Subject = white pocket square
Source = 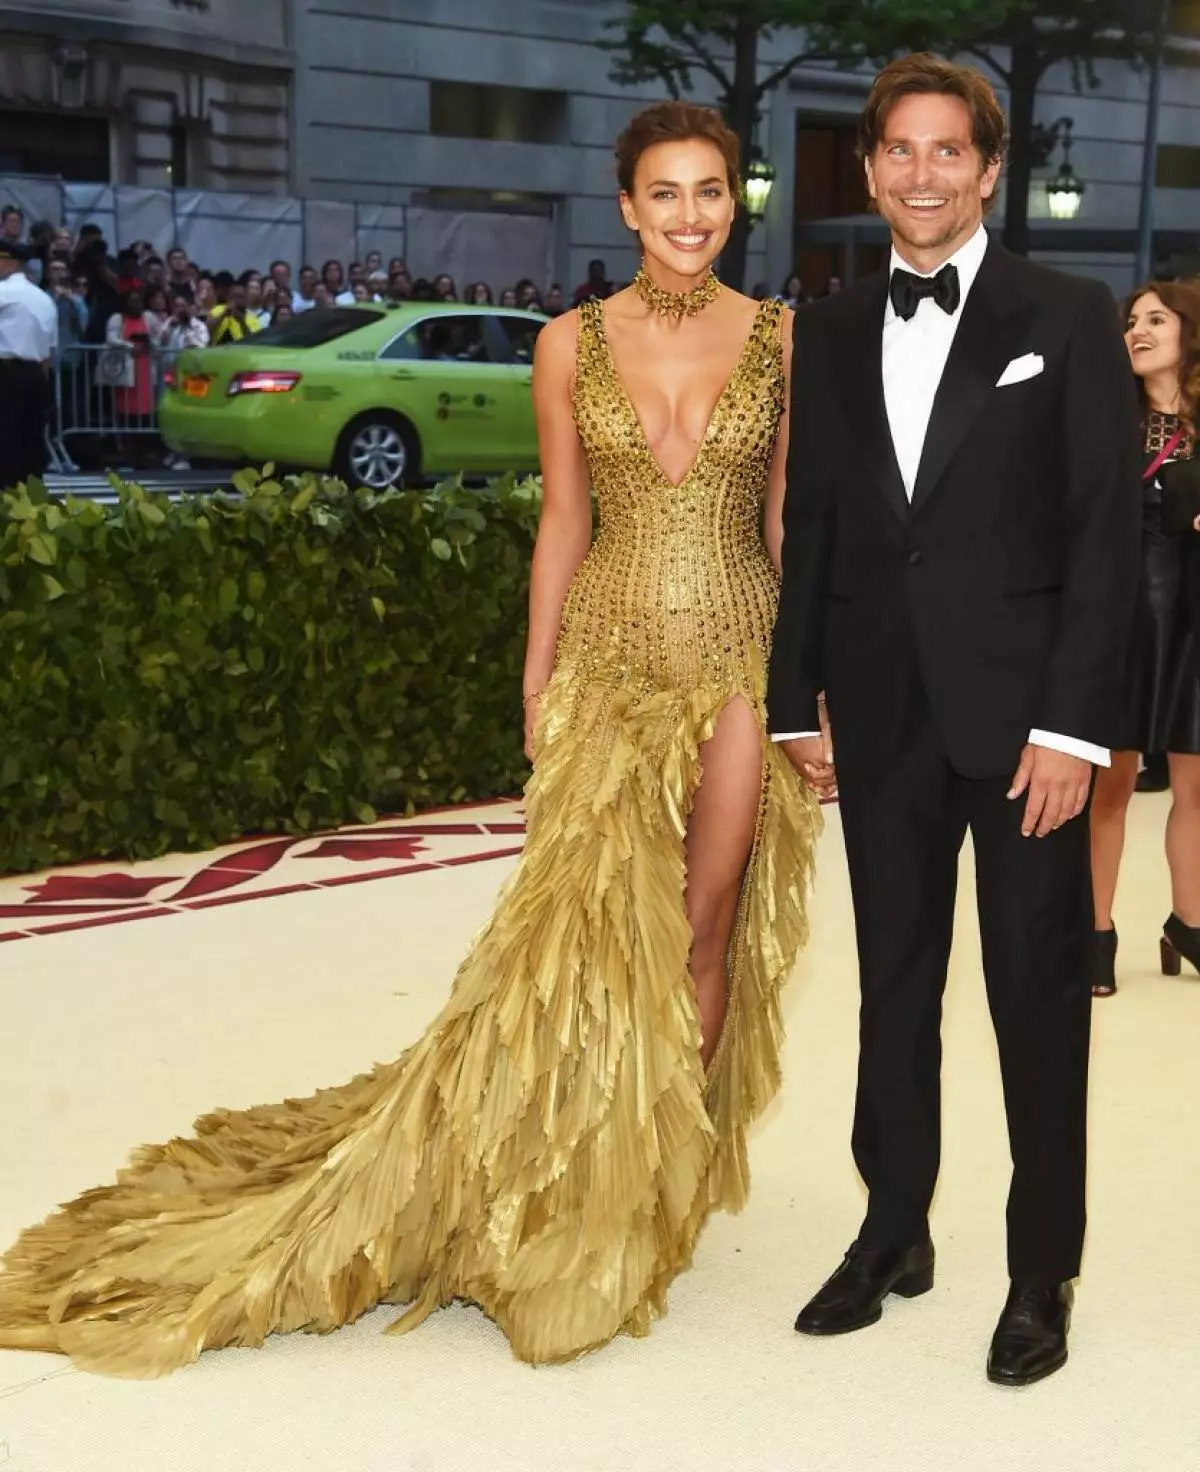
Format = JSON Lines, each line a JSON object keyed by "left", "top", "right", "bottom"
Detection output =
{"left": 996, "top": 352, "right": 1044, "bottom": 387}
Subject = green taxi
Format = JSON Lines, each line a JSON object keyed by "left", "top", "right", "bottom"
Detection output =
{"left": 159, "top": 303, "right": 548, "bottom": 488}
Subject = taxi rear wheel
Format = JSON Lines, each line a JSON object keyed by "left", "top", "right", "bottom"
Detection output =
{"left": 334, "top": 412, "right": 420, "bottom": 490}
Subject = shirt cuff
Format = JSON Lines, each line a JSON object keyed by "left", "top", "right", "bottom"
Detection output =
{"left": 770, "top": 732, "right": 820, "bottom": 743}
{"left": 1028, "top": 729, "right": 1110, "bottom": 768}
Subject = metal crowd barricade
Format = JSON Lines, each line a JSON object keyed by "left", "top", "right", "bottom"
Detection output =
{"left": 48, "top": 342, "right": 174, "bottom": 473}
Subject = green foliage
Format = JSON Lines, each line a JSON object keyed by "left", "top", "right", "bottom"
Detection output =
{"left": 825, "top": 1, "right": 1160, "bottom": 83}
{"left": 0, "top": 469, "right": 542, "bottom": 875}
{"left": 604, "top": 2, "right": 851, "bottom": 105}
{"left": 607, "top": 0, "right": 1155, "bottom": 97}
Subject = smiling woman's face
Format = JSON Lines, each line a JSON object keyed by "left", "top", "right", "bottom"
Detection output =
{"left": 1125, "top": 292, "right": 1183, "bottom": 380}
{"left": 619, "top": 137, "right": 736, "bottom": 282}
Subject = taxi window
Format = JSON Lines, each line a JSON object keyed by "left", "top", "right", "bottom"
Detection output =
{"left": 251, "top": 308, "right": 382, "bottom": 347}
{"left": 381, "top": 315, "right": 490, "bottom": 363}
{"left": 496, "top": 314, "right": 545, "bottom": 365}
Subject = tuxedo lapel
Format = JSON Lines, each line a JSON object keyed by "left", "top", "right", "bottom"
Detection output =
{"left": 833, "top": 270, "right": 910, "bottom": 525}
{"left": 909, "top": 244, "right": 1034, "bottom": 519}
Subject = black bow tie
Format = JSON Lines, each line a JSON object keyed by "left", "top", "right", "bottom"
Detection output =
{"left": 889, "top": 263, "right": 961, "bottom": 322}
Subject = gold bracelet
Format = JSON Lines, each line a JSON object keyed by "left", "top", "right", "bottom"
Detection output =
{"left": 522, "top": 690, "right": 544, "bottom": 707}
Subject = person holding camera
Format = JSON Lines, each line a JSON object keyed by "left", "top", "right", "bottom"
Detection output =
{"left": 160, "top": 292, "right": 209, "bottom": 351}
{"left": 208, "top": 279, "right": 261, "bottom": 345}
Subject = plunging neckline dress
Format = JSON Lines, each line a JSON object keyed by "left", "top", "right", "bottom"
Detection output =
{"left": 0, "top": 296, "right": 820, "bottom": 1377}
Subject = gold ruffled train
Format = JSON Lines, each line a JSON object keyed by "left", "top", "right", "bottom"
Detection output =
{"left": 0, "top": 294, "right": 820, "bottom": 1376}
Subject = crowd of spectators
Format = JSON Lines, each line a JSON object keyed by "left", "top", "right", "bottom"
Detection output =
{"left": 1, "top": 206, "right": 843, "bottom": 359}
{"left": 0, "top": 204, "right": 576, "bottom": 363}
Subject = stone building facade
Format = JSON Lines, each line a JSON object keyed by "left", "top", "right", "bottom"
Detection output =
{"left": 1, "top": 0, "right": 1198, "bottom": 294}
{"left": 0, "top": 0, "right": 292, "bottom": 194}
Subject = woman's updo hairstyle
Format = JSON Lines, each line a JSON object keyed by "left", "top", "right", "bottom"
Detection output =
{"left": 615, "top": 101, "right": 742, "bottom": 205}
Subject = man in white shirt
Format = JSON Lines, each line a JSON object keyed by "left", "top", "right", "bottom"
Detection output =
{"left": 291, "top": 264, "right": 319, "bottom": 313}
{"left": 0, "top": 240, "right": 59, "bottom": 490}
{"left": 769, "top": 55, "right": 1141, "bottom": 1387}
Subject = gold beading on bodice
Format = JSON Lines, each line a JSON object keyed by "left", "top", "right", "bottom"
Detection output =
{"left": 559, "top": 296, "right": 786, "bottom": 695}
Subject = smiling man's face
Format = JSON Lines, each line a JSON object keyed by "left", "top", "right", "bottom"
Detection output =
{"left": 865, "top": 91, "right": 1001, "bottom": 271}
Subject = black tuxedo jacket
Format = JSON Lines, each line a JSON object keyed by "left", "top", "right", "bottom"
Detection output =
{"left": 767, "top": 241, "right": 1143, "bottom": 779}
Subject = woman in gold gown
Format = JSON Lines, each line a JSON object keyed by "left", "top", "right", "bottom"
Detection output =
{"left": 0, "top": 102, "right": 824, "bottom": 1378}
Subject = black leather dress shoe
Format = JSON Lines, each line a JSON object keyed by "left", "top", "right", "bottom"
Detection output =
{"left": 795, "top": 1238, "right": 935, "bottom": 1336}
{"left": 987, "top": 1282, "right": 1073, "bottom": 1386}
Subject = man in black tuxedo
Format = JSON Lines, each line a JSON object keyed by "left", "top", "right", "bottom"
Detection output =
{"left": 768, "top": 54, "right": 1141, "bottom": 1386}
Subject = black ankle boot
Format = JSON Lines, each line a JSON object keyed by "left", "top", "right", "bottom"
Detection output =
{"left": 1091, "top": 928, "right": 1118, "bottom": 997}
{"left": 1161, "top": 915, "right": 1200, "bottom": 977}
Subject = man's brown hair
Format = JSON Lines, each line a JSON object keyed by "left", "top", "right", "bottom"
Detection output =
{"left": 1122, "top": 279, "right": 1200, "bottom": 440}
{"left": 615, "top": 101, "right": 742, "bottom": 203}
{"left": 858, "top": 53, "right": 1009, "bottom": 213}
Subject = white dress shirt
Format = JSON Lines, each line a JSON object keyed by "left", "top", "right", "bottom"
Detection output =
{"left": 0, "top": 272, "right": 58, "bottom": 361}
{"left": 773, "top": 223, "right": 1109, "bottom": 768}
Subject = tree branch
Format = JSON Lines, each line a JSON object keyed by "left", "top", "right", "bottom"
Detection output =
{"left": 674, "top": 26, "right": 734, "bottom": 93}
{"left": 964, "top": 44, "right": 1012, "bottom": 85}
{"left": 755, "top": 44, "right": 834, "bottom": 99}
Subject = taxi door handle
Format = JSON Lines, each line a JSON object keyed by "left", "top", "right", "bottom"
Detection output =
{"left": 390, "top": 369, "right": 415, "bottom": 381}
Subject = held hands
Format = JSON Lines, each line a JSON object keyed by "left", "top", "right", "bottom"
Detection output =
{"left": 779, "top": 698, "right": 837, "bottom": 800}
{"left": 1007, "top": 744, "right": 1092, "bottom": 838}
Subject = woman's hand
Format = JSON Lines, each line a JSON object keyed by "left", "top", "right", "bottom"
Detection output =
{"left": 1193, "top": 512, "right": 1200, "bottom": 533}
{"left": 523, "top": 692, "right": 542, "bottom": 763}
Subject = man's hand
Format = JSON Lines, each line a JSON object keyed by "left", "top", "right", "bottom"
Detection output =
{"left": 1007, "top": 744, "right": 1092, "bottom": 838}
{"left": 779, "top": 730, "right": 836, "bottom": 800}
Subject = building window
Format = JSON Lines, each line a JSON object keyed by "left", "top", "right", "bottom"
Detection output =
{"left": 169, "top": 121, "right": 190, "bottom": 188}
{"left": 429, "top": 82, "right": 567, "bottom": 146}
{"left": 1156, "top": 143, "right": 1200, "bottom": 189}
{"left": 0, "top": 109, "right": 111, "bottom": 181}
{"left": 412, "top": 187, "right": 554, "bottom": 216}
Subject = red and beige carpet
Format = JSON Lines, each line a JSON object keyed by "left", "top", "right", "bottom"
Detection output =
{"left": 0, "top": 794, "right": 1196, "bottom": 1472}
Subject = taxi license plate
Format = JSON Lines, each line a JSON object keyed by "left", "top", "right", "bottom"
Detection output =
{"left": 183, "top": 376, "right": 210, "bottom": 398}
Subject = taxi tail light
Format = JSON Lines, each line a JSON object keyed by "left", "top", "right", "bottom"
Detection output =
{"left": 227, "top": 371, "right": 302, "bottom": 397}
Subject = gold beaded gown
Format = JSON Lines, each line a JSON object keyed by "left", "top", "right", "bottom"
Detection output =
{"left": 0, "top": 295, "right": 820, "bottom": 1378}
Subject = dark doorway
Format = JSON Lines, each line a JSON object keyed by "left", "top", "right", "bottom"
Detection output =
{"left": 793, "top": 116, "right": 886, "bottom": 294}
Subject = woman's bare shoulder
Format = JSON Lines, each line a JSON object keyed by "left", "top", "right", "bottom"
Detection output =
{"left": 534, "top": 309, "right": 581, "bottom": 373}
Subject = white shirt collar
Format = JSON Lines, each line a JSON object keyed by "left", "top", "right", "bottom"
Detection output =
{"left": 887, "top": 222, "right": 989, "bottom": 316}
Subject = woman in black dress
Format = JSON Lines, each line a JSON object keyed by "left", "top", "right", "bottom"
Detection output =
{"left": 1091, "top": 280, "right": 1200, "bottom": 994}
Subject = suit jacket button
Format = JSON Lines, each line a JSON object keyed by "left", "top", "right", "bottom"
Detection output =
{"left": 907, "top": 549, "right": 923, "bottom": 566}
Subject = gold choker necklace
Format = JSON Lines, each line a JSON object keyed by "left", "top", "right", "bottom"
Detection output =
{"left": 633, "top": 267, "right": 720, "bottom": 321}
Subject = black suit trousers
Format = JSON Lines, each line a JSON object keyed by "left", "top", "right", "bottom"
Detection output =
{"left": 0, "top": 359, "right": 49, "bottom": 492}
{"left": 835, "top": 672, "right": 1093, "bottom": 1284}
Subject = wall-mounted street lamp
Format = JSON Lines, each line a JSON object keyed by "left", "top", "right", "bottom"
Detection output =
{"left": 1032, "top": 116, "right": 1086, "bottom": 221}
{"left": 745, "top": 150, "right": 776, "bottom": 226}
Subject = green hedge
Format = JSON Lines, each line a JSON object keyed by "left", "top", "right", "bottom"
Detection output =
{"left": 0, "top": 469, "right": 541, "bottom": 875}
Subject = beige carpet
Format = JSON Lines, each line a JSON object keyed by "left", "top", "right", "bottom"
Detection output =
{"left": 0, "top": 794, "right": 1197, "bottom": 1472}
